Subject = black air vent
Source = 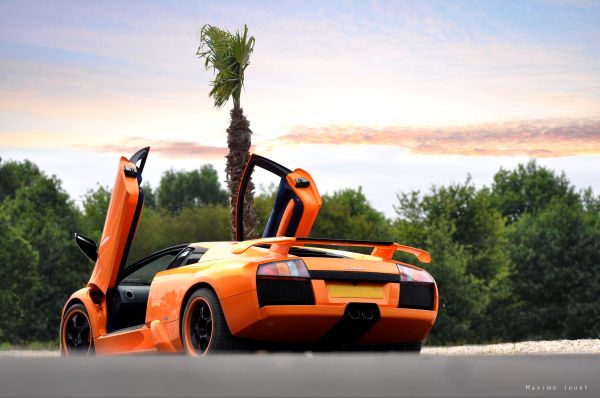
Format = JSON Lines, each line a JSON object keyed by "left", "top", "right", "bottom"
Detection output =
{"left": 309, "top": 270, "right": 400, "bottom": 283}
{"left": 399, "top": 282, "right": 434, "bottom": 310}
{"left": 256, "top": 279, "right": 315, "bottom": 307}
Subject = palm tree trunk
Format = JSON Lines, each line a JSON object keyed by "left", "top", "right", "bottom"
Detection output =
{"left": 226, "top": 107, "right": 258, "bottom": 240}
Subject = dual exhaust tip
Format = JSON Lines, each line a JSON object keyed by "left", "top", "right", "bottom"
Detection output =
{"left": 346, "top": 306, "right": 377, "bottom": 321}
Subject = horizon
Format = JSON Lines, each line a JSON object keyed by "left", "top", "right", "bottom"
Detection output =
{"left": 1, "top": 149, "right": 594, "bottom": 218}
{"left": 1, "top": 0, "right": 599, "bottom": 216}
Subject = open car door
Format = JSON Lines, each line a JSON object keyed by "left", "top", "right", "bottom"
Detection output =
{"left": 88, "top": 147, "right": 149, "bottom": 294}
{"left": 235, "top": 154, "right": 322, "bottom": 241}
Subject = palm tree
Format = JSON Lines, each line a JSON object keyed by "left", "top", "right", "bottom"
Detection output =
{"left": 197, "top": 24, "right": 258, "bottom": 239}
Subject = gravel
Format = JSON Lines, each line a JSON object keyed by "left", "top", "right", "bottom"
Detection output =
{"left": 1, "top": 339, "right": 599, "bottom": 357}
{"left": 0, "top": 350, "right": 59, "bottom": 357}
{"left": 422, "top": 339, "right": 600, "bottom": 355}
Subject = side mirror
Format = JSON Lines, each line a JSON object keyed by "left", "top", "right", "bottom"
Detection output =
{"left": 74, "top": 233, "right": 98, "bottom": 263}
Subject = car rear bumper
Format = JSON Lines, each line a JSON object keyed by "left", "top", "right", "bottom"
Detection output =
{"left": 221, "top": 291, "right": 437, "bottom": 346}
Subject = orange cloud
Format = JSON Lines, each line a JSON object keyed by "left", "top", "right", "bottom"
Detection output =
{"left": 93, "top": 139, "right": 228, "bottom": 159}
{"left": 273, "top": 119, "right": 600, "bottom": 157}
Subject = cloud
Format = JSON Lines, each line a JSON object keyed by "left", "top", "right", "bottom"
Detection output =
{"left": 272, "top": 119, "right": 600, "bottom": 157}
{"left": 91, "top": 138, "right": 228, "bottom": 159}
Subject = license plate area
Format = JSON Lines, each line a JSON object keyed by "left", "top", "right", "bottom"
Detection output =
{"left": 327, "top": 282, "right": 384, "bottom": 299}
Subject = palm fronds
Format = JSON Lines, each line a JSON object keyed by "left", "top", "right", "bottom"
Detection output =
{"left": 198, "top": 24, "right": 255, "bottom": 109}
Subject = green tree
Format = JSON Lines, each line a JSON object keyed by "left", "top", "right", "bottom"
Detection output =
{"left": 418, "top": 218, "right": 486, "bottom": 345}
{"left": 253, "top": 183, "right": 277, "bottom": 234}
{"left": 254, "top": 186, "right": 392, "bottom": 251}
{"left": 3, "top": 154, "right": 599, "bottom": 347}
{"left": 489, "top": 161, "right": 600, "bottom": 341}
{"left": 0, "top": 158, "right": 43, "bottom": 202}
{"left": 128, "top": 206, "right": 230, "bottom": 264}
{"left": 393, "top": 180, "right": 510, "bottom": 344}
{"left": 198, "top": 24, "right": 258, "bottom": 239}
{"left": 142, "top": 182, "right": 157, "bottom": 210}
{"left": 492, "top": 160, "right": 579, "bottom": 224}
{"left": 80, "top": 184, "right": 111, "bottom": 242}
{"left": 80, "top": 183, "right": 157, "bottom": 244}
{"left": 311, "top": 187, "right": 393, "bottom": 241}
{"left": 0, "top": 213, "right": 40, "bottom": 343}
{"left": 507, "top": 199, "right": 600, "bottom": 340}
{"left": 1, "top": 169, "right": 89, "bottom": 340}
{"left": 78, "top": 167, "right": 231, "bottom": 264}
{"left": 156, "top": 165, "right": 227, "bottom": 214}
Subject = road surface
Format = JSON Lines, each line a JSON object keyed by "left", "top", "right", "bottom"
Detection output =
{"left": 0, "top": 354, "right": 597, "bottom": 397}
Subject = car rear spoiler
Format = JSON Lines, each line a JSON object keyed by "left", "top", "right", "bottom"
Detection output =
{"left": 231, "top": 236, "right": 431, "bottom": 263}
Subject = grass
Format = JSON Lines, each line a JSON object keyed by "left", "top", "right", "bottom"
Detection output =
{"left": 0, "top": 341, "right": 59, "bottom": 351}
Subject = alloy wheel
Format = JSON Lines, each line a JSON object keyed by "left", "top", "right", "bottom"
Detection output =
{"left": 187, "top": 298, "right": 213, "bottom": 354}
{"left": 63, "top": 310, "right": 91, "bottom": 354}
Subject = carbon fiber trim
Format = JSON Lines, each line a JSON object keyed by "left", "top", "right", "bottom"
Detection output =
{"left": 298, "top": 237, "right": 395, "bottom": 246}
{"left": 309, "top": 270, "right": 400, "bottom": 283}
{"left": 399, "top": 282, "right": 434, "bottom": 310}
{"left": 256, "top": 278, "right": 315, "bottom": 307}
{"left": 318, "top": 303, "right": 380, "bottom": 348}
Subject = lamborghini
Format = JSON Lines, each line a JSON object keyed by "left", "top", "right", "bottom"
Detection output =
{"left": 60, "top": 147, "right": 438, "bottom": 355}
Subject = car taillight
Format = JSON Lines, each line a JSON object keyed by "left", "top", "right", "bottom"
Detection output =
{"left": 257, "top": 259, "right": 310, "bottom": 279}
{"left": 397, "top": 263, "right": 433, "bottom": 283}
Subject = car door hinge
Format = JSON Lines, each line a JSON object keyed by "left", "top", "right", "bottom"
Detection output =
{"left": 123, "top": 165, "right": 138, "bottom": 178}
{"left": 295, "top": 177, "right": 310, "bottom": 188}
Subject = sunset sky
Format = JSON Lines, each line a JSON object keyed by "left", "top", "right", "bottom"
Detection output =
{"left": 1, "top": 0, "right": 599, "bottom": 215}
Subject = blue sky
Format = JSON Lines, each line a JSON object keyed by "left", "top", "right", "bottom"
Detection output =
{"left": 1, "top": 0, "right": 599, "bottom": 215}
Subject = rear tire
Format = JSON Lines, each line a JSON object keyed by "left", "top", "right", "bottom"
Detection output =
{"left": 359, "top": 341, "right": 422, "bottom": 353}
{"left": 60, "top": 303, "right": 94, "bottom": 356}
{"left": 396, "top": 341, "right": 422, "bottom": 353}
{"left": 181, "top": 288, "right": 248, "bottom": 355}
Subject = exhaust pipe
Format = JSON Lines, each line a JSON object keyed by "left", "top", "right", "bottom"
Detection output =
{"left": 348, "top": 308, "right": 361, "bottom": 320}
{"left": 343, "top": 303, "right": 380, "bottom": 323}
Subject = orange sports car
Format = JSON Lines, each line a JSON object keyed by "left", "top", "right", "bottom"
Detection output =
{"left": 60, "top": 147, "right": 438, "bottom": 356}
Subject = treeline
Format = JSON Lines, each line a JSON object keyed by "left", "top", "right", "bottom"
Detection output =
{"left": 0, "top": 157, "right": 599, "bottom": 345}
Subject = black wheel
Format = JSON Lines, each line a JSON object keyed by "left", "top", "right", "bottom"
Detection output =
{"left": 181, "top": 288, "right": 247, "bottom": 355}
{"left": 60, "top": 303, "right": 94, "bottom": 356}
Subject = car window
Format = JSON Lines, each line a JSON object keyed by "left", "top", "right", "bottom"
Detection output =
{"left": 184, "top": 249, "right": 207, "bottom": 265}
{"left": 168, "top": 248, "right": 193, "bottom": 269}
{"left": 121, "top": 252, "right": 178, "bottom": 285}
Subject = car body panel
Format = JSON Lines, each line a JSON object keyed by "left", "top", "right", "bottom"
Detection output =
{"left": 62, "top": 288, "right": 105, "bottom": 339}
{"left": 235, "top": 155, "right": 322, "bottom": 241}
{"left": 94, "top": 325, "right": 155, "bottom": 355}
{"left": 282, "top": 168, "right": 321, "bottom": 237}
{"left": 88, "top": 148, "right": 149, "bottom": 294}
{"left": 142, "top": 241, "right": 437, "bottom": 348}
{"left": 358, "top": 305, "right": 438, "bottom": 345}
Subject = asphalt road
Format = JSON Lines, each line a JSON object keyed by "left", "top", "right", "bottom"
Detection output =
{"left": 0, "top": 354, "right": 597, "bottom": 398}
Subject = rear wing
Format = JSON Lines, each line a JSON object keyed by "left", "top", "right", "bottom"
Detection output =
{"left": 231, "top": 236, "right": 431, "bottom": 263}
